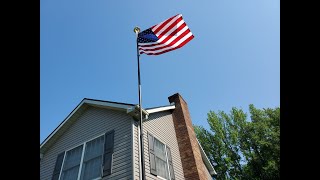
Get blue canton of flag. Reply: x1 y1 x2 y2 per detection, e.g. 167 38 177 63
138 29 158 43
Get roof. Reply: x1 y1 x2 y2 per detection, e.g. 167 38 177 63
145 104 175 114
40 98 175 153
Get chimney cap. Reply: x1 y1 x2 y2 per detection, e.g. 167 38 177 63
168 93 188 105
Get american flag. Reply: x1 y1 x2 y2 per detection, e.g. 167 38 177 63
137 14 194 55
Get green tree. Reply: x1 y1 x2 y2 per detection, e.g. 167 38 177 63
194 104 280 180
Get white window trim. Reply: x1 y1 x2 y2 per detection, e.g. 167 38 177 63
152 135 173 180
165 146 172 180
58 151 66 180
58 133 105 180
76 145 86 180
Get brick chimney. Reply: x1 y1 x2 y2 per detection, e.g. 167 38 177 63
168 93 209 180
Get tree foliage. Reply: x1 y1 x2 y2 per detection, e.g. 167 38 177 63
194 104 279 180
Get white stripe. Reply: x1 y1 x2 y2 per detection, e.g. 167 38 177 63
156 20 185 40
157 24 188 43
139 43 166 50
151 14 181 32
154 15 182 36
138 41 159 46
172 31 193 48
139 32 193 54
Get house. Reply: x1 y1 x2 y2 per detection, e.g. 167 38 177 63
40 93 217 180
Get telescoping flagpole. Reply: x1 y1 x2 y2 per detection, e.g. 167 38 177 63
134 26 146 180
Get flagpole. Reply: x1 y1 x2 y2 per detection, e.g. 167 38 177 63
134 26 146 180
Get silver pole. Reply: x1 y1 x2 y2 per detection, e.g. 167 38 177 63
134 26 146 180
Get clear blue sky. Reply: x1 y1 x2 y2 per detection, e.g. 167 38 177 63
40 0 280 143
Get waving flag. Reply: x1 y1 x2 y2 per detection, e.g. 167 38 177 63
137 14 194 55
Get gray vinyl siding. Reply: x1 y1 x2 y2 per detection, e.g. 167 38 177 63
40 106 134 180
140 111 185 180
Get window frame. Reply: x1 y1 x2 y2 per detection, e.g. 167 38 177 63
150 134 173 180
57 133 106 180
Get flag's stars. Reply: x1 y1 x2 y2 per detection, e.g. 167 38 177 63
137 28 159 43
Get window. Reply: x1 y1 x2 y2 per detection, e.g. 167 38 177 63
52 130 114 180
61 144 84 180
80 135 104 180
148 133 175 180
154 138 169 179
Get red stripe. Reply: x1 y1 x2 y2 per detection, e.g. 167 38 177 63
157 17 183 39
141 35 194 55
153 14 179 34
158 23 187 44
176 34 194 48
139 43 159 48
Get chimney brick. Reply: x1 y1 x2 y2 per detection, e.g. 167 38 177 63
168 93 209 180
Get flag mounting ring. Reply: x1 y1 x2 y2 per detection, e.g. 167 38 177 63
134 26 140 34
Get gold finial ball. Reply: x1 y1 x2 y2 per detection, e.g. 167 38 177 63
133 26 140 34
